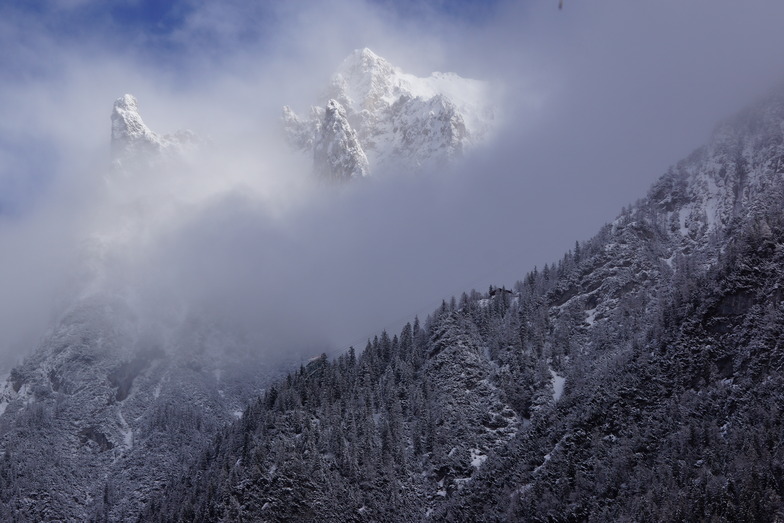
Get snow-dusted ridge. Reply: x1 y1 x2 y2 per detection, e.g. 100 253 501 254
283 48 495 181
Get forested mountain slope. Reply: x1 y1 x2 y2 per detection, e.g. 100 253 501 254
141 85 784 521
0 290 277 522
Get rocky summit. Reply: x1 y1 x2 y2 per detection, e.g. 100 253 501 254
283 48 494 181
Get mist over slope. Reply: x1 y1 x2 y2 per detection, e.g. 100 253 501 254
142 80 784 523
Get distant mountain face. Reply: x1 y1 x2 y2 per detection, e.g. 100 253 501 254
0 293 274 522
283 48 495 181
0 95 274 522
143 87 784 520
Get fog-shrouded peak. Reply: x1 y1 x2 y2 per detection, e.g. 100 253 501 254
110 94 199 171
283 48 495 181
113 93 138 112
338 47 390 75
330 48 400 112
111 94 157 153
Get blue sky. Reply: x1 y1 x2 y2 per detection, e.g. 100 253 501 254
0 0 503 78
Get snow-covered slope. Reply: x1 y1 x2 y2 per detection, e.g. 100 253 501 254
283 48 495 180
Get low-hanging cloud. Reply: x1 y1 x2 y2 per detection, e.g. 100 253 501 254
2 0 784 364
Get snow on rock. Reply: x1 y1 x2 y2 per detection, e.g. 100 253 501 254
549 367 566 402
533 451 552 474
283 48 495 180
470 448 488 468
117 410 133 450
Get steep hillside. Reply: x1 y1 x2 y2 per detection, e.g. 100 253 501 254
143 86 784 521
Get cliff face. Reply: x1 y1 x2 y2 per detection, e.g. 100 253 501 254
312 99 369 181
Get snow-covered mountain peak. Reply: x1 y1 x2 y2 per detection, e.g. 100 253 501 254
111 94 157 151
110 93 199 170
335 47 392 80
329 48 401 112
283 48 495 180
114 93 138 112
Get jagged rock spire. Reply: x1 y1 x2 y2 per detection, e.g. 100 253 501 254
313 99 369 181
110 94 164 162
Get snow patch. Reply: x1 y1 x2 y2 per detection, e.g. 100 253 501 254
470 448 487 468
678 204 692 236
549 368 566 402
117 410 133 450
533 452 552 474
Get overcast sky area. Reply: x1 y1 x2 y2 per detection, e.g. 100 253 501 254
2 0 784 363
